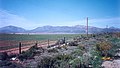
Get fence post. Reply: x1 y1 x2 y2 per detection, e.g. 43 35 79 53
35 41 38 47
64 37 66 43
19 42 22 54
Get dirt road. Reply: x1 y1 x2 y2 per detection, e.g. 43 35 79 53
0 41 56 54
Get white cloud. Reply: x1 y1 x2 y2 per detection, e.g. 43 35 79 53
0 10 41 30
0 10 120 29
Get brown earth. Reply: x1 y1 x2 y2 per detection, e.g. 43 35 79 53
0 40 56 55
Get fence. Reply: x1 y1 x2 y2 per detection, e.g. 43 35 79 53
0 34 82 55
0 40 56 54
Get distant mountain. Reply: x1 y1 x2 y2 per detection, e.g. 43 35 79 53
30 25 103 33
0 25 120 34
30 25 86 33
0 25 26 33
102 27 120 33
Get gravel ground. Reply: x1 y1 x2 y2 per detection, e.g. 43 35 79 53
102 60 120 68
102 48 120 68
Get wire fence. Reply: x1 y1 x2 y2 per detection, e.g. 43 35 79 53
0 40 57 54
0 34 83 54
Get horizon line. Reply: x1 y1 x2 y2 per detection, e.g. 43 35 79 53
0 25 119 30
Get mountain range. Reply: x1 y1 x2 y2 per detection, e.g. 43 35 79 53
0 25 120 34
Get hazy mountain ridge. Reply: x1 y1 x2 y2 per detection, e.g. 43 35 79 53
0 25 26 33
0 25 120 33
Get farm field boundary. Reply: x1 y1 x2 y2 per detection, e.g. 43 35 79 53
0 40 56 54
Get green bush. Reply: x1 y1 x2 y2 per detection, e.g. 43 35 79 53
18 45 38 61
68 41 78 46
37 54 73 68
48 48 58 53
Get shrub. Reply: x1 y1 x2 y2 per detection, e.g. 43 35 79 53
56 46 62 49
38 56 55 68
68 41 78 46
0 60 12 67
0 52 8 61
96 41 112 57
61 45 68 50
48 48 58 53
18 45 38 61
55 39 65 45
37 54 73 68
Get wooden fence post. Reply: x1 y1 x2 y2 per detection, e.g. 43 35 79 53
64 37 66 43
35 41 38 47
19 42 22 54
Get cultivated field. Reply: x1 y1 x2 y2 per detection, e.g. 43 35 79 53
0 34 82 41
0 34 82 53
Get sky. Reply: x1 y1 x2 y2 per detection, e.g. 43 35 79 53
0 0 120 29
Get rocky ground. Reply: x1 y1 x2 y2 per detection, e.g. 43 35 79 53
102 48 120 68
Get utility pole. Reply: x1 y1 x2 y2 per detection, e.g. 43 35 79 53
86 17 88 37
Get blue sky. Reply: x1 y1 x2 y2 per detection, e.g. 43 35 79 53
0 0 120 29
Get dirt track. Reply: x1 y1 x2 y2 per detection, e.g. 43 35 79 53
0 41 56 54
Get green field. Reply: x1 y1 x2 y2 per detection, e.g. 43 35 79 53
0 33 84 50
0 34 84 41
